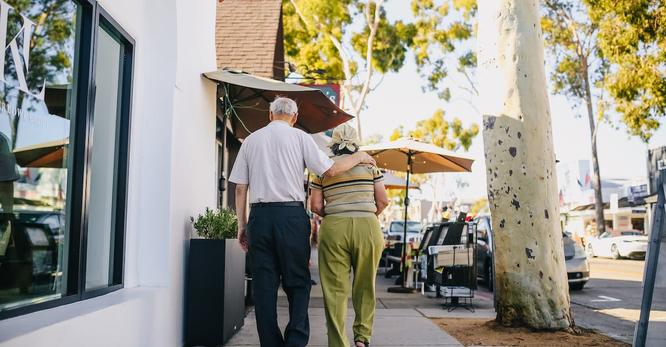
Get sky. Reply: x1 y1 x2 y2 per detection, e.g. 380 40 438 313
357 0 666 202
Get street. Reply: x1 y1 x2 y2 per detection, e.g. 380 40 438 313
569 258 666 344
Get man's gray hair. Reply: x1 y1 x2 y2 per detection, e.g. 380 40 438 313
270 97 298 116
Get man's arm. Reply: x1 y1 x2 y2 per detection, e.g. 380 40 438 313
235 184 249 252
302 133 375 178
323 152 376 178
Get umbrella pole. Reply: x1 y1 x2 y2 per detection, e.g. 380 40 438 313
388 153 416 293
401 156 411 288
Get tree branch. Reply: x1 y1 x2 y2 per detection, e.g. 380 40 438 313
289 0 355 98
352 0 384 140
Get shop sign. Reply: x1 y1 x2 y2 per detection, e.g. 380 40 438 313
628 184 649 203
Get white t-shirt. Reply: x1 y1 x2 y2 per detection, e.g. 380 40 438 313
229 120 334 204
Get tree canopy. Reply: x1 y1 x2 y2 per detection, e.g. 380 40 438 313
585 0 666 141
282 0 415 139
283 0 483 141
390 108 479 151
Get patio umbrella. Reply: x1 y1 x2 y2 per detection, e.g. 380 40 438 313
203 69 353 139
13 138 68 168
361 138 474 292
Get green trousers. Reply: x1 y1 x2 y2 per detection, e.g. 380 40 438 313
318 215 384 347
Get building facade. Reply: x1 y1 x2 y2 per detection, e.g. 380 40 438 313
0 0 219 346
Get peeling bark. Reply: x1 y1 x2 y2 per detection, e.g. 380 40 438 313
478 0 572 330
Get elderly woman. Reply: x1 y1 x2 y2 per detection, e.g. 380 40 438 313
309 124 389 347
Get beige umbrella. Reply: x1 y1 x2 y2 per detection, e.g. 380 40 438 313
362 138 473 173
361 138 474 292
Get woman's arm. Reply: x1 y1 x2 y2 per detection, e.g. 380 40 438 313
310 188 326 217
374 181 389 216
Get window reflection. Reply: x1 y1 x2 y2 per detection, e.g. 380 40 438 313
0 0 78 312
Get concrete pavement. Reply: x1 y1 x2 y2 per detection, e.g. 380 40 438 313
227 256 666 346
225 251 498 347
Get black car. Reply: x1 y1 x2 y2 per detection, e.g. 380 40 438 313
473 215 590 291
474 216 495 290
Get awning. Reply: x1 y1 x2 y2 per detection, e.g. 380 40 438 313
203 69 353 139
14 138 68 168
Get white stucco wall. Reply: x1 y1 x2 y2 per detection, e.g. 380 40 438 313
0 0 218 346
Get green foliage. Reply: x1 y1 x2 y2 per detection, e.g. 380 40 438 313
190 207 239 240
282 0 351 83
542 0 666 141
585 0 666 141
283 0 413 84
541 0 603 104
410 0 477 100
283 0 483 141
390 108 479 151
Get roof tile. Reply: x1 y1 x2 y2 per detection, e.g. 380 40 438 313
216 0 284 79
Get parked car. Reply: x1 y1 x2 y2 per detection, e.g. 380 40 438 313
385 220 423 243
473 215 590 291
586 230 647 259
0 211 65 295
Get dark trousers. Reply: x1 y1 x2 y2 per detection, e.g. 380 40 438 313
248 205 312 347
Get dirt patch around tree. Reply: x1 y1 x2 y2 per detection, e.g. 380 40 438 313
431 318 629 347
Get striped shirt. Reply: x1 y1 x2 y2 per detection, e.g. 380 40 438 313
310 154 384 216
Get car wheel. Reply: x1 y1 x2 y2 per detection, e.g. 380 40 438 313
485 263 494 292
570 282 585 291
611 244 621 259
586 244 595 258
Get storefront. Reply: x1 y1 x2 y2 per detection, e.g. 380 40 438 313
0 0 218 346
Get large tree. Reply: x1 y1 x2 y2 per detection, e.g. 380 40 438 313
585 0 666 141
283 0 415 140
478 0 572 329
409 0 478 103
541 0 608 236
283 0 483 141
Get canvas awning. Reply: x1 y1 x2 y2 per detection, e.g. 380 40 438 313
203 69 353 139
14 138 68 168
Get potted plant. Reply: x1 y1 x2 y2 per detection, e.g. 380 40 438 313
185 207 245 346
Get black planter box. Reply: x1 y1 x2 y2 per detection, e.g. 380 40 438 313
185 239 246 346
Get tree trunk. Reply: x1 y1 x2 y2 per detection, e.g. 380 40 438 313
581 56 605 236
478 0 573 329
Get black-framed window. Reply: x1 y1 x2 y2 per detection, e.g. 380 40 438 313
0 0 133 320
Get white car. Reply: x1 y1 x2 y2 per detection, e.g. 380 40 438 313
586 230 648 260
385 221 423 244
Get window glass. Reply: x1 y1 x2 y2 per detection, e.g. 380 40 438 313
85 26 121 290
0 0 79 312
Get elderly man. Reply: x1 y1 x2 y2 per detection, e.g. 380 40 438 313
229 97 376 347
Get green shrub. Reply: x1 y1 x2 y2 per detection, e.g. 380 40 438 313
190 207 238 240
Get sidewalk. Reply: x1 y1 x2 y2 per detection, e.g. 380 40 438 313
226 252 496 346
